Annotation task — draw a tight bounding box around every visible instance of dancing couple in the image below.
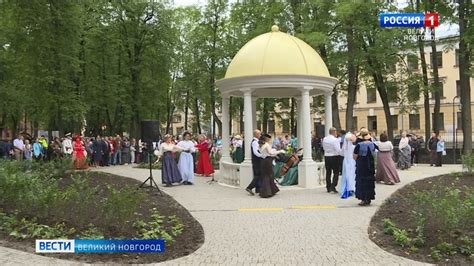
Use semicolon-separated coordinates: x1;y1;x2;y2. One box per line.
246;130;285;198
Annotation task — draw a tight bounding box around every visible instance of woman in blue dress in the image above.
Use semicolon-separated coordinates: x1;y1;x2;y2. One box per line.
353;131;377;206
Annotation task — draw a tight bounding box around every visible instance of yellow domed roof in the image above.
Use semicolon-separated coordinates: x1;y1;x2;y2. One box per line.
224;25;330;79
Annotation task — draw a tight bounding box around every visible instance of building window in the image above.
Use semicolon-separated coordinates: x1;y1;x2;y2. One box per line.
282;119;290;133
367;116;377;131
457;112;462;130
432;113;445;131
409;114;420;130
392;115;398;130
367;88;377;103
430;51;443;68
268;120;275;133
407;54;418;71
455;49;459;66
172;115;182;123
177;127;184;135
456;80;461;97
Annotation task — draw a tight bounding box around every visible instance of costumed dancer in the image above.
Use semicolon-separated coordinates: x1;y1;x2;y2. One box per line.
195;134;214;177
340;132;356;199
232;134;244;163
397;131;411;170
258;134;285;198
246;129;264;195
177;132;196;185
353;130;377;206
72;135;88;169
160;134;185;186
375;133;400;185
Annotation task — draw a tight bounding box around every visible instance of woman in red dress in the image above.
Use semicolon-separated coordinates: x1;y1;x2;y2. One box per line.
72;135;88;170
195;134;214;176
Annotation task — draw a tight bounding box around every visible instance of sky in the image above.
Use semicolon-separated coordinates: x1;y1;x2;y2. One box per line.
172;0;459;38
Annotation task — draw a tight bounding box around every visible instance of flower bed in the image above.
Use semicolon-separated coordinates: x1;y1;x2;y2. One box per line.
0;161;204;263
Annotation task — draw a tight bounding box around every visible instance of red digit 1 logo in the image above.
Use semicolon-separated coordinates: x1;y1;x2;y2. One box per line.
424;13;439;28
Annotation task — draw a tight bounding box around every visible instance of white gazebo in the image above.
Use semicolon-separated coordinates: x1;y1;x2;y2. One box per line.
216;25;338;189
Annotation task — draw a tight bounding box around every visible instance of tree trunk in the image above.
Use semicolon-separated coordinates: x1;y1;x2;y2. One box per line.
459;0;472;154
229;97;233;134
262;99;269;133
319;45;341;130
345;25;358;132
430;30;441;133
363;41;394;140
239;101;244;134
290;98;296;136
184;89;190;131
194;98;201;134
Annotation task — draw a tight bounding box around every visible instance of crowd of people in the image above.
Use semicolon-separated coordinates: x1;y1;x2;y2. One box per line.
322;127;446;206
1;132;221;186
1;127;447;203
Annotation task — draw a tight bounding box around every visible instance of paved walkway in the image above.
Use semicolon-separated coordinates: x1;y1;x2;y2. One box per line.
0;164;462;265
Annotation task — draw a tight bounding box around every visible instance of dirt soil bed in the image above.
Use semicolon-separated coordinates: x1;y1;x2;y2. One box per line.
0;171;204;264
369;173;474;265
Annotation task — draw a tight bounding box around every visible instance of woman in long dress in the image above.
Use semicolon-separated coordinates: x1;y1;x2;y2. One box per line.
160;135;185;186
72;135;88;170
195;135;214;177
375;133;400;185
232;135;244;163
397;132;411;170
177;132;196;185
259;134;285;198
353;131;377;206
340;132;356;199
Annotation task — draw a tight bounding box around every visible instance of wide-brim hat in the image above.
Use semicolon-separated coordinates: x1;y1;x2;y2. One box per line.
363;133;372;140
234;135;242;139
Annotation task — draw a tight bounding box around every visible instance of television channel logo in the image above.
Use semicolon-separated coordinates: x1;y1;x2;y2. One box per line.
380;13;439;28
36;240;75;253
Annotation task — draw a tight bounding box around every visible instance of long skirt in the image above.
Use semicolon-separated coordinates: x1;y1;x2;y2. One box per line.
376;151;400;184
340;157;356;199
196;150;214;176
232;147;244;163
162;152;182;184
355;176;375;201
397;146;411;170
178;152;194;183
259;157;280;198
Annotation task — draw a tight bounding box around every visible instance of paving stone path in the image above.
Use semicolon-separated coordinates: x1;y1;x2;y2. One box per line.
0;164;462;265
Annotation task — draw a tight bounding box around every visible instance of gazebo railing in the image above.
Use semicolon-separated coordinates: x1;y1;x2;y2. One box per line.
219;161;240;187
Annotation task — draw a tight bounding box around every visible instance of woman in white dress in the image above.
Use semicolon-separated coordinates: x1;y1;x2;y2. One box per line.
259;134;286;198
340;132;356;199
177;132;196;185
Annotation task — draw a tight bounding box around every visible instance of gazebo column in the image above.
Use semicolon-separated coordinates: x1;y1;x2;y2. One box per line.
220;94;231;163
252;98;258;130
298;86;318;188
325;92;333;136
239;88;254;188
296;97;303;149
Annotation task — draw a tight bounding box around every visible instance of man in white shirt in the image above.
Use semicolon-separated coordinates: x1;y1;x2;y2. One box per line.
62;133;73;158
322;127;342;193
246;129;264;195
13;134;25;161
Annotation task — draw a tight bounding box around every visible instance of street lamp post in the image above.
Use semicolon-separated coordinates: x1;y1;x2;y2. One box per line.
453;95;459;164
